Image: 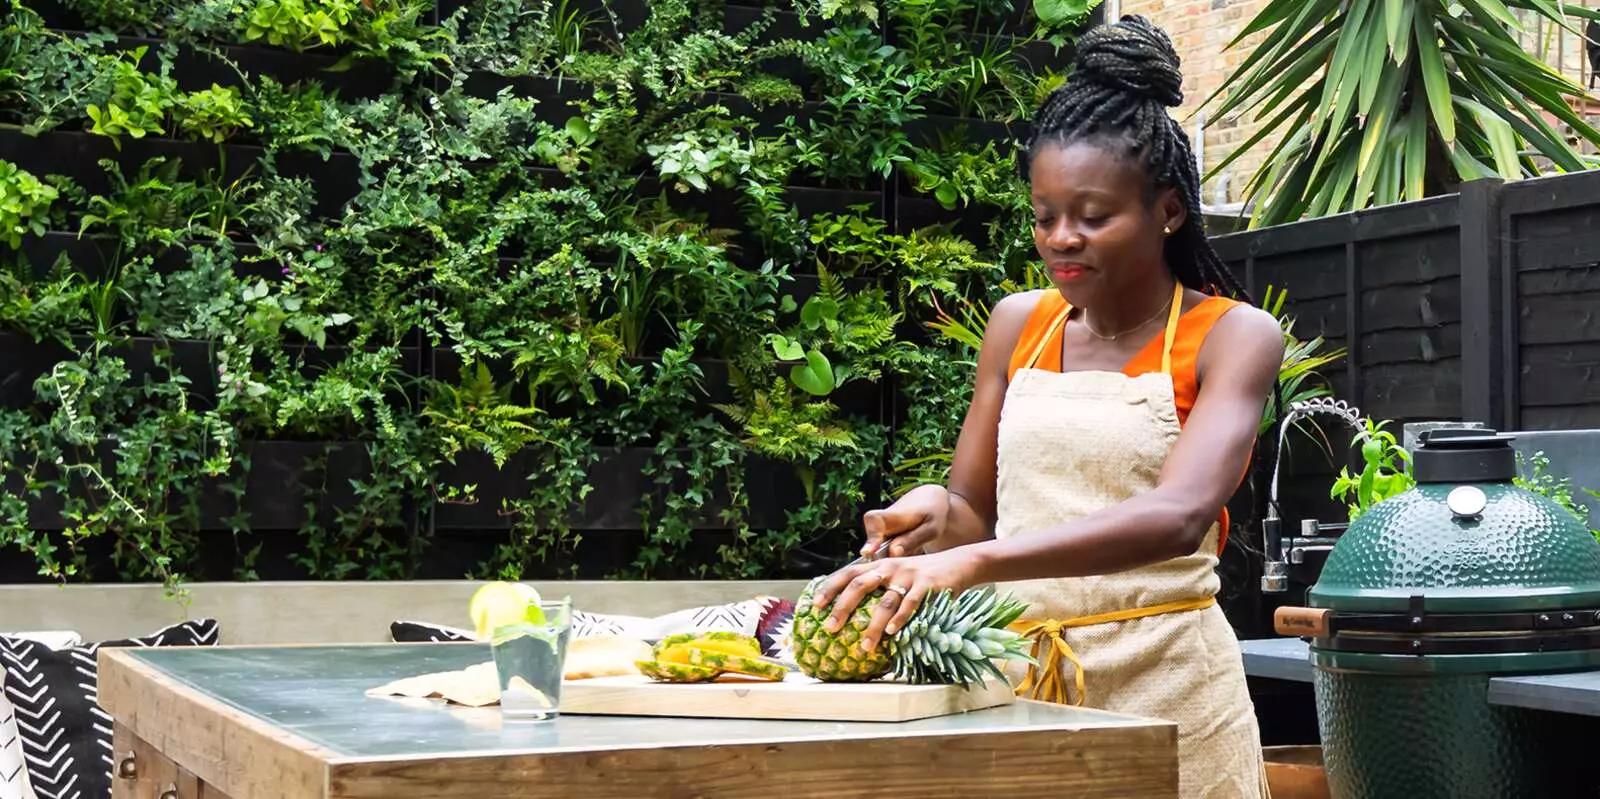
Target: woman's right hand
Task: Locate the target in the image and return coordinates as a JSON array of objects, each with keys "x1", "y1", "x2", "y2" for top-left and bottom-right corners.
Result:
[{"x1": 859, "y1": 484, "x2": 951, "y2": 559}]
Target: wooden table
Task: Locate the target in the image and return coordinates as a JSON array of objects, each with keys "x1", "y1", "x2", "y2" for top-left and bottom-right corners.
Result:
[{"x1": 99, "y1": 643, "x2": 1179, "y2": 798}]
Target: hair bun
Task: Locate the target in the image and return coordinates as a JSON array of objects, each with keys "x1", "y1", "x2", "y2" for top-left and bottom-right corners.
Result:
[{"x1": 1071, "y1": 15, "x2": 1184, "y2": 108}]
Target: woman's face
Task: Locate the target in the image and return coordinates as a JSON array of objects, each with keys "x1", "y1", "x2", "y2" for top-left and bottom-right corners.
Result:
[{"x1": 1029, "y1": 139, "x2": 1184, "y2": 309}]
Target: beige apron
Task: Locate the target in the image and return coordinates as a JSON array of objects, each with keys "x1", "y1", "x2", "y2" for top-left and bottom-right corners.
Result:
[{"x1": 994, "y1": 283, "x2": 1269, "y2": 799}]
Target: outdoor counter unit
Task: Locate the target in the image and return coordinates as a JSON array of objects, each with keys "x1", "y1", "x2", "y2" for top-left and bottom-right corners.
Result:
[
  {"x1": 1242, "y1": 636, "x2": 1600, "y2": 719},
  {"x1": 99, "y1": 643, "x2": 1179, "y2": 799}
]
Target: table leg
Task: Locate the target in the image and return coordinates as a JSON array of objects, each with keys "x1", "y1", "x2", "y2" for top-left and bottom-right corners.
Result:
[{"x1": 112, "y1": 722, "x2": 235, "y2": 799}]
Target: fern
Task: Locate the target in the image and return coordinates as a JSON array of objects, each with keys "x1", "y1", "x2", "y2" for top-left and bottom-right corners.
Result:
[
  {"x1": 714, "y1": 378, "x2": 857, "y2": 462},
  {"x1": 422, "y1": 362, "x2": 545, "y2": 468}
]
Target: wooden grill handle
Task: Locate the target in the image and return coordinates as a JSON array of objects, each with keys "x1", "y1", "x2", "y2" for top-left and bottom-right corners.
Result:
[{"x1": 1274, "y1": 606, "x2": 1333, "y2": 638}]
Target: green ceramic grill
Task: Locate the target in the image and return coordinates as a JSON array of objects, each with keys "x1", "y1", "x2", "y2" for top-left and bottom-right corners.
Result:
[{"x1": 1274, "y1": 428, "x2": 1600, "y2": 798}]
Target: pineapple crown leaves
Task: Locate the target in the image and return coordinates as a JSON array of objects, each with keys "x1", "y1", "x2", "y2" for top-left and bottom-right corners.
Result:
[{"x1": 890, "y1": 585, "x2": 1036, "y2": 686}]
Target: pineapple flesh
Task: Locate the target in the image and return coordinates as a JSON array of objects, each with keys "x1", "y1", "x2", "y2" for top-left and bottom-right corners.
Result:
[{"x1": 791, "y1": 576, "x2": 1036, "y2": 685}]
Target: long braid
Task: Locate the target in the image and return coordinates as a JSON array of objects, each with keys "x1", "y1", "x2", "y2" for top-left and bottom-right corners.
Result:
[{"x1": 1020, "y1": 15, "x2": 1250, "y2": 302}]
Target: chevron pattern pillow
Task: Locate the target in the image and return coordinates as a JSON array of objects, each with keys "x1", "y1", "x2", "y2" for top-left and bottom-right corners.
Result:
[{"x1": 0, "y1": 619, "x2": 220, "y2": 799}]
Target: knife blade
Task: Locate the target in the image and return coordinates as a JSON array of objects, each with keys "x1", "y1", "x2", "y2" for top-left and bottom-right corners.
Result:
[{"x1": 845, "y1": 539, "x2": 892, "y2": 569}]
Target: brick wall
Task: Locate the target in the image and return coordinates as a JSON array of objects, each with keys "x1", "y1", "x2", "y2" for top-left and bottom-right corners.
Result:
[{"x1": 1117, "y1": 0, "x2": 1278, "y2": 207}]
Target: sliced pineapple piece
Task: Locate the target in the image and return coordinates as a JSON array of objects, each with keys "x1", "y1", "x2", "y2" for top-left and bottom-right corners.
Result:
[
  {"x1": 636, "y1": 659, "x2": 721, "y2": 683},
  {"x1": 653, "y1": 631, "x2": 761, "y2": 664},
  {"x1": 683, "y1": 631, "x2": 762, "y2": 658},
  {"x1": 652, "y1": 632, "x2": 702, "y2": 664},
  {"x1": 685, "y1": 648, "x2": 787, "y2": 681}
]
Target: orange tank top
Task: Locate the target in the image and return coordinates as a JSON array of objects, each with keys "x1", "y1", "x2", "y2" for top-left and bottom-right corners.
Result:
[{"x1": 1005, "y1": 289, "x2": 1247, "y2": 552}]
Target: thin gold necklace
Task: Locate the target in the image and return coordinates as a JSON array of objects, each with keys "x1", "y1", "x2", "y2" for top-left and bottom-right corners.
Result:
[{"x1": 1081, "y1": 288, "x2": 1177, "y2": 341}]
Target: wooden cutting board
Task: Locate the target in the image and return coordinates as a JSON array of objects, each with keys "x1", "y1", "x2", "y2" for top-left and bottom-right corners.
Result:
[{"x1": 559, "y1": 672, "x2": 1017, "y2": 722}]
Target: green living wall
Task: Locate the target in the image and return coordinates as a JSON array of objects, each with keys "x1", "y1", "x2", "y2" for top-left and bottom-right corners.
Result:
[{"x1": 0, "y1": 0, "x2": 1103, "y2": 590}]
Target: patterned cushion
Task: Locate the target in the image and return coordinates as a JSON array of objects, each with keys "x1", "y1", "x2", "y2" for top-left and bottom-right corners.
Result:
[
  {"x1": 756, "y1": 598, "x2": 796, "y2": 661},
  {"x1": 391, "y1": 597, "x2": 788, "y2": 645},
  {"x1": 0, "y1": 619, "x2": 219, "y2": 799},
  {"x1": 0, "y1": 635, "x2": 78, "y2": 799},
  {"x1": 389, "y1": 621, "x2": 475, "y2": 643},
  {"x1": 0, "y1": 670, "x2": 37, "y2": 799},
  {"x1": 569, "y1": 597, "x2": 780, "y2": 641}
]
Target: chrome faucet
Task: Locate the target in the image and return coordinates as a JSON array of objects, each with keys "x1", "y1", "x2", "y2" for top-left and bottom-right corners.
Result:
[{"x1": 1261, "y1": 397, "x2": 1368, "y2": 593}]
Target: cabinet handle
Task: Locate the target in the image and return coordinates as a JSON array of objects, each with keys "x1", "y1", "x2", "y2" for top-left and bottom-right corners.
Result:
[
  {"x1": 116, "y1": 752, "x2": 137, "y2": 779},
  {"x1": 159, "y1": 783, "x2": 178, "y2": 799}
]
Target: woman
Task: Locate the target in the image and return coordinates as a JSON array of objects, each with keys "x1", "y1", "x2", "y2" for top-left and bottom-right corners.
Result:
[{"x1": 807, "y1": 15, "x2": 1282, "y2": 799}]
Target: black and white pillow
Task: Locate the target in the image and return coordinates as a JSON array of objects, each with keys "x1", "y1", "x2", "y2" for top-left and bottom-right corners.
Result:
[
  {"x1": 388, "y1": 621, "x2": 475, "y2": 643},
  {"x1": 0, "y1": 619, "x2": 219, "y2": 799},
  {"x1": 392, "y1": 598, "x2": 784, "y2": 644},
  {"x1": 569, "y1": 597, "x2": 779, "y2": 640}
]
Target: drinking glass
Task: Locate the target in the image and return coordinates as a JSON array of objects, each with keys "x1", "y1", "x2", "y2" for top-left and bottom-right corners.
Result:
[{"x1": 490, "y1": 597, "x2": 572, "y2": 721}]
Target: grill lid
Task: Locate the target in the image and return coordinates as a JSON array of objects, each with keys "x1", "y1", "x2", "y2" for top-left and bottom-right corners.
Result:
[{"x1": 1279, "y1": 429, "x2": 1600, "y2": 670}]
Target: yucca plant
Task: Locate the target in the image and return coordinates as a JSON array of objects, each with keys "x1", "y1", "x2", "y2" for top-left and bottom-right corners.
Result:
[
  {"x1": 1260, "y1": 285, "x2": 1347, "y2": 438},
  {"x1": 1205, "y1": 0, "x2": 1600, "y2": 228}
]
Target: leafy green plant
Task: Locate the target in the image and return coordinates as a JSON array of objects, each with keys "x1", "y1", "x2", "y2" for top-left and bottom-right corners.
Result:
[
  {"x1": 174, "y1": 83, "x2": 255, "y2": 143},
  {"x1": 0, "y1": 0, "x2": 1099, "y2": 587},
  {"x1": 1260, "y1": 284, "x2": 1347, "y2": 437},
  {"x1": 0, "y1": 160, "x2": 62, "y2": 249},
  {"x1": 1206, "y1": 0, "x2": 1600, "y2": 228},
  {"x1": 716, "y1": 377, "x2": 858, "y2": 503},
  {"x1": 1329, "y1": 418, "x2": 1415, "y2": 522},
  {"x1": 1516, "y1": 450, "x2": 1600, "y2": 541},
  {"x1": 423, "y1": 362, "x2": 546, "y2": 469},
  {"x1": 84, "y1": 46, "x2": 177, "y2": 146},
  {"x1": 244, "y1": 0, "x2": 339, "y2": 48}
]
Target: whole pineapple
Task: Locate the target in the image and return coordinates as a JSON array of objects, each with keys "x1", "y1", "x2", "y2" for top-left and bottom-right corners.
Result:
[{"x1": 791, "y1": 576, "x2": 1036, "y2": 685}]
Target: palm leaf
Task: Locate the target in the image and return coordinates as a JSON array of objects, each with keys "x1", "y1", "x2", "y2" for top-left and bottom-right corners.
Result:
[{"x1": 1210, "y1": 0, "x2": 1600, "y2": 228}]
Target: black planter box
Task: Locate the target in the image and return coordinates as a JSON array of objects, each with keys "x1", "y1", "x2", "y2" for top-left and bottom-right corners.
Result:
[
  {"x1": 436, "y1": 0, "x2": 647, "y2": 40},
  {"x1": 894, "y1": 189, "x2": 1014, "y2": 244},
  {"x1": 16, "y1": 231, "x2": 273, "y2": 282},
  {"x1": 1, "y1": 437, "x2": 390, "y2": 532},
  {"x1": 428, "y1": 349, "x2": 886, "y2": 434},
  {"x1": 699, "y1": 91, "x2": 816, "y2": 137},
  {"x1": 430, "y1": 445, "x2": 804, "y2": 532},
  {"x1": 61, "y1": 30, "x2": 399, "y2": 99},
  {"x1": 0, "y1": 128, "x2": 363, "y2": 220},
  {"x1": 904, "y1": 114, "x2": 1031, "y2": 149},
  {"x1": 0, "y1": 333, "x2": 220, "y2": 409},
  {"x1": 0, "y1": 332, "x2": 422, "y2": 411},
  {"x1": 459, "y1": 73, "x2": 596, "y2": 128},
  {"x1": 723, "y1": 4, "x2": 828, "y2": 97},
  {"x1": 626, "y1": 179, "x2": 883, "y2": 272}
]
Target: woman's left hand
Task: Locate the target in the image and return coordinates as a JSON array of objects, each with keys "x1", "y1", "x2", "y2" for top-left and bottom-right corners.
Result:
[{"x1": 808, "y1": 548, "x2": 983, "y2": 655}]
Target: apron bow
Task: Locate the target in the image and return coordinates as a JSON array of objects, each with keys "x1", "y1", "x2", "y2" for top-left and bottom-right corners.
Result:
[{"x1": 1007, "y1": 596, "x2": 1218, "y2": 707}]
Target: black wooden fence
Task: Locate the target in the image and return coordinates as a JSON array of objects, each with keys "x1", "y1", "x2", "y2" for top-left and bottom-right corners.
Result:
[
  {"x1": 1209, "y1": 171, "x2": 1600, "y2": 631},
  {"x1": 1215, "y1": 170, "x2": 1600, "y2": 436}
]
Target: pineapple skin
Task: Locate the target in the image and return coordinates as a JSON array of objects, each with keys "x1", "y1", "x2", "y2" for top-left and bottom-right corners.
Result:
[
  {"x1": 792, "y1": 578, "x2": 894, "y2": 682},
  {"x1": 790, "y1": 575, "x2": 1037, "y2": 686}
]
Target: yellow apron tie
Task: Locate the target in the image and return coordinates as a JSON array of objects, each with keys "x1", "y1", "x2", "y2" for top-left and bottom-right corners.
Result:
[{"x1": 1008, "y1": 595, "x2": 1216, "y2": 707}]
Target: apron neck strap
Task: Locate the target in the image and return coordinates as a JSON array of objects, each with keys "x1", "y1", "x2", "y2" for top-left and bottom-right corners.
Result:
[
  {"x1": 1023, "y1": 281, "x2": 1186, "y2": 374},
  {"x1": 1158, "y1": 280, "x2": 1183, "y2": 375}
]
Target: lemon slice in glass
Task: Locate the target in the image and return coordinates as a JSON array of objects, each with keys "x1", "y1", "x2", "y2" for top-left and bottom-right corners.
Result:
[{"x1": 469, "y1": 581, "x2": 543, "y2": 639}]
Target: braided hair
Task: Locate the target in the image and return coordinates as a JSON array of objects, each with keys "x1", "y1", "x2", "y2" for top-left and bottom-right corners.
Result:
[{"x1": 1019, "y1": 15, "x2": 1249, "y2": 301}]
